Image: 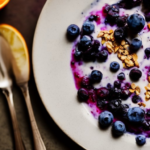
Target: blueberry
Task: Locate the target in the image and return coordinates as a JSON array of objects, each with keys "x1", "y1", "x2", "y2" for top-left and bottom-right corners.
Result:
[
  {"x1": 143, "y1": 0, "x2": 150, "y2": 8},
  {"x1": 109, "y1": 99, "x2": 122, "y2": 113},
  {"x1": 114, "y1": 28, "x2": 125, "y2": 40},
  {"x1": 127, "y1": 14, "x2": 145, "y2": 33},
  {"x1": 132, "y1": 95, "x2": 142, "y2": 103},
  {"x1": 146, "y1": 110, "x2": 150, "y2": 117},
  {"x1": 107, "y1": 5, "x2": 120, "y2": 23},
  {"x1": 83, "y1": 47, "x2": 96, "y2": 61},
  {"x1": 91, "y1": 70, "x2": 103, "y2": 83},
  {"x1": 128, "y1": 107, "x2": 145, "y2": 124},
  {"x1": 81, "y1": 76, "x2": 91, "y2": 88},
  {"x1": 113, "y1": 88, "x2": 122, "y2": 98},
  {"x1": 104, "y1": 4, "x2": 112, "y2": 13},
  {"x1": 92, "y1": 40, "x2": 100, "y2": 50},
  {"x1": 67, "y1": 24, "x2": 80, "y2": 39},
  {"x1": 112, "y1": 121, "x2": 126, "y2": 136},
  {"x1": 114, "y1": 80, "x2": 121, "y2": 88},
  {"x1": 136, "y1": 135, "x2": 146, "y2": 146},
  {"x1": 89, "y1": 15, "x2": 98, "y2": 21},
  {"x1": 97, "y1": 87, "x2": 110, "y2": 99},
  {"x1": 142, "y1": 120, "x2": 150, "y2": 130},
  {"x1": 145, "y1": 47, "x2": 150, "y2": 58},
  {"x1": 98, "y1": 111, "x2": 114, "y2": 127},
  {"x1": 110, "y1": 61, "x2": 120, "y2": 72},
  {"x1": 119, "y1": 104, "x2": 129, "y2": 118},
  {"x1": 116, "y1": 15, "x2": 128, "y2": 27},
  {"x1": 82, "y1": 21, "x2": 95, "y2": 34},
  {"x1": 97, "y1": 50, "x2": 108, "y2": 62},
  {"x1": 97, "y1": 99, "x2": 108, "y2": 109},
  {"x1": 74, "y1": 49, "x2": 82, "y2": 59},
  {"x1": 121, "y1": 89, "x2": 130, "y2": 100},
  {"x1": 129, "y1": 68, "x2": 142, "y2": 81},
  {"x1": 117, "y1": 72, "x2": 125, "y2": 80},
  {"x1": 78, "y1": 88, "x2": 89, "y2": 101},
  {"x1": 130, "y1": 38, "x2": 142, "y2": 52},
  {"x1": 79, "y1": 35, "x2": 92, "y2": 50}
]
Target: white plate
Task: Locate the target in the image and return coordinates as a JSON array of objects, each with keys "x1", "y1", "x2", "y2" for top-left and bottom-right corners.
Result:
[{"x1": 32, "y1": 0, "x2": 150, "y2": 149}]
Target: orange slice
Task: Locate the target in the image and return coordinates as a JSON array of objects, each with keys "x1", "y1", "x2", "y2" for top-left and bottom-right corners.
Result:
[
  {"x1": 0, "y1": 24, "x2": 30, "y2": 84},
  {"x1": 0, "y1": 0, "x2": 9, "y2": 9}
]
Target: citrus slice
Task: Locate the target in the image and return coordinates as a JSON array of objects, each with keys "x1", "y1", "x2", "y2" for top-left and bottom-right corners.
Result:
[
  {"x1": 0, "y1": 24, "x2": 30, "y2": 84},
  {"x1": 0, "y1": 0, "x2": 9, "y2": 9}
]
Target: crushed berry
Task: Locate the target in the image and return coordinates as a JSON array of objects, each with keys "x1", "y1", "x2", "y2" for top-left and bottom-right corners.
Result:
[
  {"x1": 109, "y1": 99, "x2": 122, "y2": 113},
  {"x1": 132, "y1": 95, "x2": 142, "y2": 103},
  {"x1": 116, "y1": 15, "x2": 128, "y2": 27},
  {"x1": 97, "y1": 87, "x2": 110, "y2": 99},
  {"x1": 114, "y1": 80, "x2": 121, "y2": 88}
]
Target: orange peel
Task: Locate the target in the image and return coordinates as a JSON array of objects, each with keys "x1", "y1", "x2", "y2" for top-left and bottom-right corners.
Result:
[{"x1": 0, "y1": 0, "x2": 9, "y2": 9}]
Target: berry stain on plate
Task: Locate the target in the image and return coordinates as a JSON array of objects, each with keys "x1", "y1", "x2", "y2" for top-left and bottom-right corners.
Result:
[{"x1": 66, "y1": 0, "x2": 150, "y2": 146}]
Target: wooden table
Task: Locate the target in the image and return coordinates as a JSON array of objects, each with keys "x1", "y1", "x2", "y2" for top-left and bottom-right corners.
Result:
[{"x1": 0, "y1": 0, "x2": 83, "y2": 150}]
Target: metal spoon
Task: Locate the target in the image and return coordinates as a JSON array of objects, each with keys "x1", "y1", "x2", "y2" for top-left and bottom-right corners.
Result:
[
  {"x1": 0, "y1": 36, "x2": 25, "y2": 150},
  {"x1": 8, "y1": 36, "x2": 46, "y2": 150}
]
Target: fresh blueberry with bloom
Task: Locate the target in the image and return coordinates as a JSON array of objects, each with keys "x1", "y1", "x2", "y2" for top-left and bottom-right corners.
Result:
[
  {"x1": 129, "y1": 68, "x2": 142, "y2": 81},
  {"x1": 116, "y1": 15, "x2": 128, "y2": 27},
  {"x1": 112, "y1": 121, "x2": 126, "y2": 136},
  {"x1": 132, "y1": 95, "x2": 142, "y2": 103},
  {"x1": 127, "y1": 14, "x2": 145, "y2": 33},
  {"x1": 79, "y1": 35, "x2": 92, "y2": 50},
  {"x1": 128, "y1": 107, "x2": 145, "y2": 124},
  {"x1": 67, "y1": 24, "x2": 80, "y2": 39},
  {"x1": 78, "y1": 88, "x2": 89, "y2": 101},
  {"x1": 90, "y1": 70, "x2": 103, "y2": 83},
  {"x1": 130, "y1": 38, "x2": 142, "y2": 52},
  {"x1": 97, "y1": 50, "x2": 108, "y2": 62},
  {"x1": 98, "y1": 111, "x2": 114, "y2": 127},
  {"x1": 114, "y1": 80, "x2": 121, "y2": 88},
  {"x1": 97, "y1": 87, "x2": 110, "y2": 99},
  {"x1": 136, "y1": 135, "x2": 146, "y2": 146},
  {"x1": 110, "y1": 61, "x2": 120, "y2": 72},
  {"x1": 117, "y1": 72, "x2": 125, "y2": 80},
  {"x1": 109, "y1": 99, "x2": 122, "y2": 113},
  {"x1": 114, "y1": 28, "x2": 125, "y2": 40},
  {"x1": 82, "y1": 21, "x2": 95, "y2": 35},
  {"x1": 145, "y1": 47, "x2": 150, "y2": 58}
]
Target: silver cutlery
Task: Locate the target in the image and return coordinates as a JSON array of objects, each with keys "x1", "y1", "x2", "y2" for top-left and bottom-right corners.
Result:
[{"x1": 0, "y1": 36, "x2": 25, "y2": 150}]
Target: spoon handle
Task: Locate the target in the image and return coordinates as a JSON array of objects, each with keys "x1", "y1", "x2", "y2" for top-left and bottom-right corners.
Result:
[
  {"x1": 3, "y1": 88, "x2": 26, "y2": 150},
  {"x1": 19, "y1": 83, "x2": 46, "y2": 150}
]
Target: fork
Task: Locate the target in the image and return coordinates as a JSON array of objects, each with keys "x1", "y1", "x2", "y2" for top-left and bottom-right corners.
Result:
[{"x1": 0, "y1": 37, "x2": 25, "y2": 150}]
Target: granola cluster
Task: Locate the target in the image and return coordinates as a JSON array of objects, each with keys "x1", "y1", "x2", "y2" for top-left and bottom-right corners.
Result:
[
  {"x1": 97, "y1": 30, "x2": 139, "y2": 68},
  {"x1": 145, "y1": 84, "x2": 150, "y2": 101},
  {"x1": 129, "y1": 83, "x2": 141, "y2": 95}
]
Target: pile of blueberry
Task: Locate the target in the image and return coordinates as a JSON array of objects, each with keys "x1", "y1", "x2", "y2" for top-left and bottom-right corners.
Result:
[{"x1": 77, "y1": 69, "x2": 148, "y2": 145}]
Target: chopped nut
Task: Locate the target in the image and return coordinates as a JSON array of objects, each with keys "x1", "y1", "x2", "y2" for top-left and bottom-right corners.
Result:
[
  {"x1": 135, "y1": 86, "x2": 140, "y2": 93},
  {"x1": 117, "y1": 53, "x2": 121, "y2": 58},
  {"x1": 121, "y1": 40, "x2": 126, "y2": 46},
  {"x1": 124, "y1": 45, "x2": 129, "y2": 50},
  {"x1": 135, "y1": 61, "x2": 139, "y2": 67},
  {"x1": 109, "y1": 29, "x2": 114, "y2": 34},
  {"x1": 119, "y1": 46, "x2": 124, "y2": 49},
  {"x1": 125, "y1": 60, "x2": 134, "y2": 67},
  {"x1": 121, "y1": 55, "x2": 127, "y2": 60},
  {"x1": 114, "y1": 46, "x2": 119, "y2": 53},
  {"x1": 97, "y1": 31, "x2": 104, "y2": 38},
  {"x1": 138, "y1": 102, "x2": 146, "y2": 107},
  {"x1": 126, "y1": 55, "x2": 132, "y2": 60},
  {"x1": 129, "y1": 89, "x2": 135, "y2": 93},
  {"x1": 132, "y1": 53, "x2": 138, "y2": 61},
  {"x1": 148, "y1": 76, "x2": 150, "y2": 83},
  {"x1": 123, "y1": 63, "x2": 127, "y2": 68},
  {"x1": 122, "y1": 50, "x2": 129, "y2": 55},
  {"x1": 101, "y1": 38, "x2": 106, "y2": 44},
  {"x1": 131, "y1": 83, "x2": 136, "y2": 89}
]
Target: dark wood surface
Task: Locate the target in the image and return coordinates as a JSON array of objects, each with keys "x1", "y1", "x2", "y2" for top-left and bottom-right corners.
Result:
[{"x1": 0, "y1": 0, "x2": 84, "y2": 150}]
